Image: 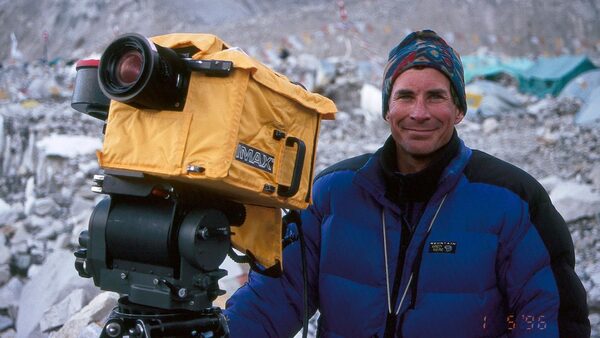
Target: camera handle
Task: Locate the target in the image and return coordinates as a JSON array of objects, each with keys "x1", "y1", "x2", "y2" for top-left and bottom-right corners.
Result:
[{"x1": 277, "y1": 136, "x2": 306, "y2": 197}]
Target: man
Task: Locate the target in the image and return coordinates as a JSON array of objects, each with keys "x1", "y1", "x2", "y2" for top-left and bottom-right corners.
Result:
[{"x1": 225, "y1": 30, "x2": 590, "y2": 337}]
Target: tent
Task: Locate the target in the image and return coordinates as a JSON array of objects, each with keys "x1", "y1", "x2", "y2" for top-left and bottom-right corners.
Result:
[
  {"x1": 517, "y1": 55, "x2": 596, "y2": 97},
  {"x1": 559, "y1": 69, "x2": 600, "y2": 102},
  {"x1": 574, "y1": 86, "x2": 600, "y2": 125}
]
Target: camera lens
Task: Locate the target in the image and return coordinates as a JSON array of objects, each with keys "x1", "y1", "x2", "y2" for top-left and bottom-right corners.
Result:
[
  {"x1": 98, "y1": 33, "x2": 190, "y2": 111},
  {"x1": 115, "y1": 50, "x2": 143, "y2": 86}
]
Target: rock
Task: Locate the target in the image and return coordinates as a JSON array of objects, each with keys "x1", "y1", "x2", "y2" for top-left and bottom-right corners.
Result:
[
  {"x1": 34, "y1": 225, "x2": 58, "y2": 241},
  {"x1": 536, "y1": 127, "x2": 560, "y2": 145},
  {"x1": 27, "y1": 215, "x2": 52, "y2": 232},
  {"x1": 52, "y1": 292, "x2": 119, "y2": 338},
  {"x1": 359, "y1": 83, "x2": 382, "y2": 122},
  {"x1": 15, "y1": 249, "x2": 99, "y2": 338},
  {"x1": 10, "y1": 254, "x2": 31, "y2": 275},
  {"x1": 0, "y1": 277, "x2": 24, "y2": 314},
  {"x1": 589, "y1": 165, "x2": 600, "y2": 189},
  {"x1": 49, "y1": 233, "x2": 70, "y2": 251},
  {"x1": 549, "y1": 181, "x2": 600, "y2": 222},
  {"x1": 36, "y1": 135, "x2": 102, "y2": 159},
  {"x1": 69, "y1": 196, "x2": 94, "y2": 218},
  {"x1": 40, "y1": 289, "x2": 87, "y2": 332},
  {"x1": 0, "y1": 199, "x2": 18, "y2": 227},
  {"x1": 589, "y1": 313, "x2": 600, "y2": 330},
  {"x1": 75, "y1": 323, "x2": 102, "y2": 338},
  {"x1": 32, "y1": 197, "x2": 59, "y2": 217},
  {"x1": 0, "y1": 265, "x2": 10, "y2": 286},
  {"x1": 0, "y1": 315, "x2": 13, "y2": 331},
  {"x1": 538, "y1": 175, "x2": 563, "y2": 193},
  {"x1": 24, "y1": 177, "x2": 35, "y2": 216},
  {"x1": 0, "y1": 233, "x2": 10, "y2": 265},
  {"x1": 27, "y1": 264, "x2": 42, "y2": 279},
  {"x1": 0, "y1": 329, "x2": 16, "y2": 338},
  {"x1": 482, "y1": 118, "x2": 499, "y2": 134},
  {"x1": 8, "y1": 222, "x2": 28, "y2": 247},
  {"x1": 77, "y1": 160, "x2": 99, "y2": 177}
]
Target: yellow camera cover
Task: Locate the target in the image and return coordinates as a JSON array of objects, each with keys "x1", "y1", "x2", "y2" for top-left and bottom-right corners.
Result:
[{"x1": 97, "y1": 33, "x2": 336, "y2": 269}]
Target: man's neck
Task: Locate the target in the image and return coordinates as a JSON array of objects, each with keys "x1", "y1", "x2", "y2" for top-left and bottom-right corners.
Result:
[{"x1": 396, "y1": 154, "x2": 431, "y2": 174}]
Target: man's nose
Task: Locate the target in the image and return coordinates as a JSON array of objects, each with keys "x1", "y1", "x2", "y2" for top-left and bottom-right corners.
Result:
[{"x1": 410, "y1": 98, "x2": 430, "y2": 121}]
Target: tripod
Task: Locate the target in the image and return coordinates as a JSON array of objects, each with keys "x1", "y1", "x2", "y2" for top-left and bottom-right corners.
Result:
[{"x1": 101, "y1": 297, "x2": 229, "y2": 338}]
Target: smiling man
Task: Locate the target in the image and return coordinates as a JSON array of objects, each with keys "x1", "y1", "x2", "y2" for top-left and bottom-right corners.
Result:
[{"x1": 225, "y1": 30, "x2": 590, "y2": 337}]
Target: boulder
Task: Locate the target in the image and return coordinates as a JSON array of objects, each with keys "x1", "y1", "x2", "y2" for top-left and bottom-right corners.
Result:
[
  {"x1": 15, "y1": 249, "x2": 98, "y2": 338},
  {"x1": 51, "y1": 292, "x2": 119, "y2": 338},
  {"x1": 549, "y1": 181, "x2": 600, "y2": 222},
  {"x1": 40, "y1": 289, "x2": 87, "y2": 332}
]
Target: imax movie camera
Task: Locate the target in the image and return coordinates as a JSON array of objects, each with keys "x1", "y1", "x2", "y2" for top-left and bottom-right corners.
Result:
[{"x1": 71, "y1": 33, "x2": 336, "y2": 337}]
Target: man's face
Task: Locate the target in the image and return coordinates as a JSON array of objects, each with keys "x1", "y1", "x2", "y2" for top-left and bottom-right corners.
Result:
[{"x1": 386, "y1": 67, "x2": 464, "y2": 170}]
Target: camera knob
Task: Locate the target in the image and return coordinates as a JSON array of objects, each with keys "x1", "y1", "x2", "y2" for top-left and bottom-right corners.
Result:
[
  {"x1": 105, "y1": 322, "x2": 122, "y2": 337},
  {"x1": 78, "y1": 230, "x2": 89, "y2": 248}
]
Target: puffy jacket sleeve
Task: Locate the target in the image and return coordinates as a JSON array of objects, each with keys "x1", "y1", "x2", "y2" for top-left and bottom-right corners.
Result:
[
  {"x1": 498, "y1": 189, "x2": 590, "y2": 337},
  {"x1": 526, "y1": 194, "x2": 590, "y2": 337},
  {"x1": 224, "y1": 176, "x2": 329, "y2": 337},
  {"x1": 497, "y1": 196, "x2": 559, "y2": 337}
]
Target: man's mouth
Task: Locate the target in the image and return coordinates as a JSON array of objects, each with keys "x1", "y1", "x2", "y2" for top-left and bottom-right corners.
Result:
[{"x1": 402, "y1": 127, "x2": 437, "y2": 132}]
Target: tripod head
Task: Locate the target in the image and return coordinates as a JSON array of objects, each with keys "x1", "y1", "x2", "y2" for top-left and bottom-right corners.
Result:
[{"x1": 74, "y1": 170, "x2": 243, "y2": 336}]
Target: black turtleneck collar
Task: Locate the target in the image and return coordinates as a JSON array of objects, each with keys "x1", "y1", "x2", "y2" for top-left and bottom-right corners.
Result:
[{"x1": 380, "y1": 129, "x2": 460, "y2": 204}]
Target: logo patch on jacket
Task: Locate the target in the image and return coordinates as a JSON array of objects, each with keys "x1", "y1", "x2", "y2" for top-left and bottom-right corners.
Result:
[
  {"x1": 235, "y1": 143, "x2": 274, "y2": 173},
  {"x1": 428, "y1": 241, "x2": 457, "y2": 254}
]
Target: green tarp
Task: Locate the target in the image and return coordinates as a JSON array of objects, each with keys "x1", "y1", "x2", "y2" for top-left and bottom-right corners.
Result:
[
  {"x1": 462, "y1": 55, "x2": 533, "y2": 83},
  {"x1": 517, "y1": 55, "x2": 596, "y2": 97},
  {"x1": 463, "y1": 54, "x2": 597, "y2": 98}
]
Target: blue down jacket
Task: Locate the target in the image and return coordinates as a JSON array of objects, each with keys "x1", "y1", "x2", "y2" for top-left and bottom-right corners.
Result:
[{"x1": 225, "y1": 137, "x2": 590, "y2": 337}]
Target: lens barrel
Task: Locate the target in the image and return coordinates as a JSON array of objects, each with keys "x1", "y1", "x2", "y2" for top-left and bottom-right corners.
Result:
[
  {"x1": 71, "y1": 59, "x2": 110, "y2": 120},
  {"x1": 98, "y1": 33, "x2": 190, "y2": 111}
]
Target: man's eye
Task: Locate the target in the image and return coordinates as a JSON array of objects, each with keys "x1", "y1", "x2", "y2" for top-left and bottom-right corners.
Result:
[{"x1": 429, "y1": 94, "x2": 445, "y2": 101}]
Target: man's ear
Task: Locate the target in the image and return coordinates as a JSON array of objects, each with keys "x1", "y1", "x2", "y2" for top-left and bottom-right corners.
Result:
[{"x1": 454, "y1": 109, "x2": 465, "y2": 125}]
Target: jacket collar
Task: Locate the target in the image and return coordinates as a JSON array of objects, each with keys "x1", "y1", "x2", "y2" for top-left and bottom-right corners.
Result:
[
  {"x1": 353, "y1": 130, "x2": 472, "y2": 208},
  {"x1": 379, "y1": 130, "x2": 460, "y2": 204}
]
